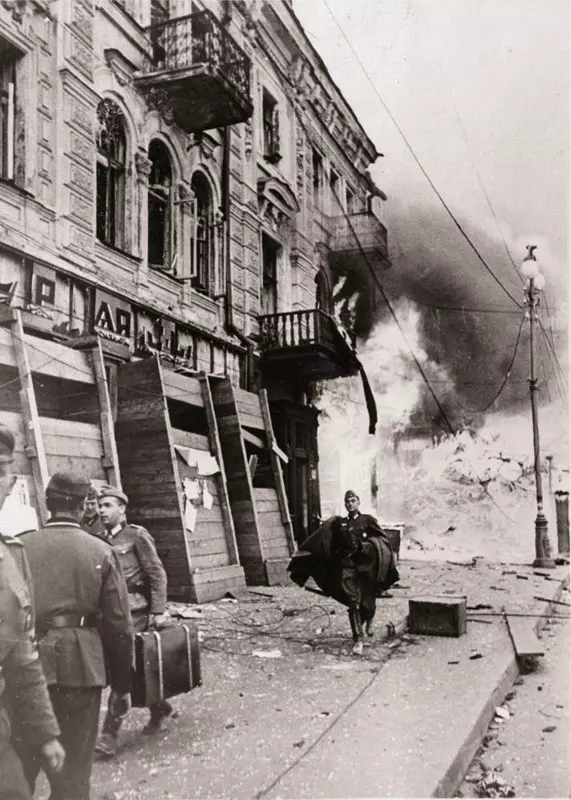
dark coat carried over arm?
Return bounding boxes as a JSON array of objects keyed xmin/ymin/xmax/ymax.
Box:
[{"xmin": 288, "ymin": 515, "xmax": 399, "ymax": 607}]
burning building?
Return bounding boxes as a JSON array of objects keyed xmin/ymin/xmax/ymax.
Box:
[{"xmin": 0, "ymin": 0, "xmax": 388, "ymax": 598}]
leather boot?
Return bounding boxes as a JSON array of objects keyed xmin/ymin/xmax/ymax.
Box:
[{"xmin": 348, "ymin": 609, "xmax": 364, "ymax": 655}]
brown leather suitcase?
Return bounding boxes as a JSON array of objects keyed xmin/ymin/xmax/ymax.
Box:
[{"xmin": 131, "ymin": 622, "xmax": 202, "ymax": 708}]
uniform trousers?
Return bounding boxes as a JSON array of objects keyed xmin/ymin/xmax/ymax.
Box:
[
  {"xmin": 19, "ymin": 686, "xmax": 102, "ymax": 800},
  {"xmin": 0, "ymin": 708, "xmax": 32, "ymax": 800}
]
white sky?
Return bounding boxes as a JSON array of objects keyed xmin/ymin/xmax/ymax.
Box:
[{"xmin": 293, "ymin": 0, "xmax": 570, "ymax": 317}]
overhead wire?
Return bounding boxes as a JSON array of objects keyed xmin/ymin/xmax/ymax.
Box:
[{"xmin": 320, "ymin": 0, "xmax": 523, "ymax": 311}]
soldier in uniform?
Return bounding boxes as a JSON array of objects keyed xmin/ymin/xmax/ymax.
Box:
[
  {"xmin": 17, "ymin": 473, "xmax": 133, "ymax": 800},
  {"xmin": 331, "ymin": 490, "xmax": 393, "ymax": 656},
  {"xmin": 1, "ymin": 538, "xmax": 65, "ymax": 800},
  {"xmin": 80, "ymin": 484, "xmax": 105, "ymax": 537},
  {"xmin": 95, "ymin": 485, "xmax": 171, "ymax": 759}
]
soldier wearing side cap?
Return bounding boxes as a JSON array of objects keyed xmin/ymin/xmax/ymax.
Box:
[
  {"xmin": 80, "ymin": 485, "xmax": 105, "ymax": 538},
  {"xmin": 331, "ymin": 489, "xmax": 392, "ymax": 655},
  {"xmin": 16, "ymin": 473, "xmax": 133, "ymax": 800},
  {"xmin": 95, "ymin": 484, "xmax": 171, "ymax": 759}
]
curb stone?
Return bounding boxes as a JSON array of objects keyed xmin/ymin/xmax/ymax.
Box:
[{"xmin": 433, "ymin": 571, "xmax": 570, "ymax": 798}]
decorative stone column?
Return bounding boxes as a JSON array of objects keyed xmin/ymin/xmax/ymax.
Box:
[{"xmin": 134, "ymin": 150, "xmax": 152, "ymax": 289}]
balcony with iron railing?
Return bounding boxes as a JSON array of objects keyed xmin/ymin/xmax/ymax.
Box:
[
  {"xmin": 135, "ymin": 9, "xmax": 253, "ymax": 133},
  {"xmin": 257, "ymin": 309, "xmax": 360, "ymax": 383},
  {"xmin": 328, "ymin": 199, "xmax": 390, "ymax": 280}
]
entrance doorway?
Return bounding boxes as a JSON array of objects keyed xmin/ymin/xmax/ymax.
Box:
[{"xmin": 270, "ymin": 402, "xmax": 320, "ymax": 545}]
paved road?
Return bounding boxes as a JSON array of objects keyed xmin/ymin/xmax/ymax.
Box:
[{"xmin": 460, "ymin": 595, "xmax": 570, "ymax": 798}]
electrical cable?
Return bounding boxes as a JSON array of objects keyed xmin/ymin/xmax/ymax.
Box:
[
  {"xmin": 451, "ymin": 316, "xmax": 525, "ymax": 415},
  {"xmin": 320, "ymin": 0, "xmax": 523, "ymax": 311}
]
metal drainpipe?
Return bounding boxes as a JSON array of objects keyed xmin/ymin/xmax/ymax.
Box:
[{"xmin": 221, "ymin": 7, "xmax": 255, "ymax": 391}]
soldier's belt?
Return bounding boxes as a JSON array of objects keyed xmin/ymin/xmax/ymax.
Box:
[{"xmin": 38, "ymin": 613, "xmax": 99, "ymax": 634}]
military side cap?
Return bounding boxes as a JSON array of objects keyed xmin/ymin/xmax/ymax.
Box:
[
  {"xmin": 46, "ymin": 472, "xmax": 90, "ymax": 500},
  {"xmin": 0, "ymin": 424, "xmax": 15, "ymax": 463},
  {"xmin": 344, "ymin": 489, "xmax": 359, "ymax": 501},
  {"xmin": 86, "ymin": 484, "xmax": 101, "ymax": 500},
  {"xmin": 99, "ymin": 484, "xmax": 129, "ymax": 505}
]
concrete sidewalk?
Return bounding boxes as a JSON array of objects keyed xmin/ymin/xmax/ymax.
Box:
[{"xmin": 87, "ymin": 558, "xmax": 570, "ymax": 800}]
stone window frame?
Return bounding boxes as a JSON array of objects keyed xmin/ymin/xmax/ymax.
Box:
[
  {"xmin": 96, "ymin": 98, "xmax": 128, "ymax": 251},
  {"xmin": 0, "ymin": 32, "xmax": 26, "ymax": 188}
]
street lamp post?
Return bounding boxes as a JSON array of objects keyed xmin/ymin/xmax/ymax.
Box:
[{"xmin": 520, "ymin": 245, "xmax": 555, "ymax": 568}]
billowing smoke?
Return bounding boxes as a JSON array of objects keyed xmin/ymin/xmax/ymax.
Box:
[
  {"xmin": 316, "ymin": 201, "xmax": 568, "ymax": 531},
  {"xmin": 334, "ymin": 200, "xmax": 568, "ymax": 436}
]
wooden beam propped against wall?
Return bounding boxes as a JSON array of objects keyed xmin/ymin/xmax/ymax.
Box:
[
  {"xmin": 259, "ymin": 388, "xmax": 296, "ymax": 556},
  {"xmin": 89, "ymin": 339, "xmax": 122, "ymax": 489},
  {"xmin": 10, "ymin": 309, "xmax": 49, "ymax": 525}
]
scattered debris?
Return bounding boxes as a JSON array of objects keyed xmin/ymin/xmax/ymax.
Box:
[
  {"xmin": 476, "ymin": 772, "xmax": 516, "ymax": 797},
  {"xmin": 252, "ymin": 648, "xmax": 283, "ymax": 659}
]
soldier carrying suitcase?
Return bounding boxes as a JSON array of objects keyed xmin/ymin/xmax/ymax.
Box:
[{"xmin": 95, "ymin": 484, "xmax": 172, "ymax": 759}]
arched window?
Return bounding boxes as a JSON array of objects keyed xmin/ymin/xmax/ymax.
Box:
[
  {"xmin": 148, "ymin": 140, "xmax": 173, "ymax": 270},
  {"xmin": 190, "ymin": 172, "xmax": 215, "ymax": 294},
  {"xmin": 96, "ymin": 99, "xmax": 127, "ymax": 249}
]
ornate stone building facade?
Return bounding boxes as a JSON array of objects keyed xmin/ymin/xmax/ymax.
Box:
[{"xmin": 1, "ymin": 0, "xmax": 390, "ymax": 589}]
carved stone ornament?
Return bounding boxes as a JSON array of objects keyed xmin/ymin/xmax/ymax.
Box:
[
  {"xmin": 258, "ymin": 176, "xmax": 299, "ymax": 235},
  {"xmin": 244, "ymin": 120, "xmax": 253, "ymax": 160},
  {"xmin": 104, "ymin": 49, "xmax": 136, "ymax": 87},
  {"xmin": 143, "ymin": 87, "xmax": 175, "ymax": 126},
  {"xmin": 189, "ymin": 131, "xmax": 219, "ymax": 161},
  {"xmin": 295, "ymin": 123, "xmax": 305, "ymax": 200},
  {"xmin": 1, "ymin": 0, "xmax": 40, "ymax": 22},
  {"xmin": 135, "ymin": 151, "xmax": 152, "ymax": 180}
]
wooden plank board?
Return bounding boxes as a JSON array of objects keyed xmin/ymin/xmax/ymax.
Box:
[
  {"xmin": 190, "ymin": 552, "xmax": 231, "ymax": 569},
  {"xmin": 201, "ymin": 376, "xmax": 240, "ymax": 566},
  {"xmin": 161, "ymin": 369, "xmax": 204, "ymax": 407},
  {"xmin": 505, "ymin": 614, "xmax": 545, "ymax": 658},
  {"xmin": 259, "ymin": 390, "xmax": 296, "ymax": 556},
  {"xmin": 89, "ymin": 340, "xmax": 122, "ymax": 488},
  {"xmin": 0, "ymin": 327, "xmax": 94, "ymax": 385},
  {"xmin": 237, "ymin": 411, "xmax": 266, "ymax": 431},
  {"xmin": 9, "ymin": 312, "xmax": 49, "ymax": 524},
  {"xmin": 171, "ymin": 428, "xmax": 210, "ymax": 451},
  {"xmin": 191, "ymin": 564, "xmax": 246, "ymax": 585}
]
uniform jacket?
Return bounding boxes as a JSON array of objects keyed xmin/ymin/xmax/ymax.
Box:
[
  {"xmin": 103, "ymin": 523, "xmax": 168, "ymax": 615},
  {"xmin": 330, "ymin": 512, "xmax": 386, "ymax": 564},
  {"xmin": 288, "ymin": 514, "xmax": 399, "ymax": 607},
  {"xmin": 0, "ymin": 538, "xmax": 60, "ymax": 751},
  {"xmin": 81, "ymin": 513, "xmax": 106, "ymax": 538},
  {"xmin": 20, "ymin": 519, "xmax": 133, "ymax": 694}
]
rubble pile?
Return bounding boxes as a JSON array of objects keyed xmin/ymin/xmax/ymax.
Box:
[{"xmin": 399, "ymin": 429, "xmax": 569, "ymax": 561}]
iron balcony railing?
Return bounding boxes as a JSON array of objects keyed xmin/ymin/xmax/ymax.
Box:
[
  {"xmin": 258, "ymin": 309, "xmax": 356, "ymax": 354},
  {"xmin": 141, "ymin": 9, "xmax": 251, "ymax": 102}
]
